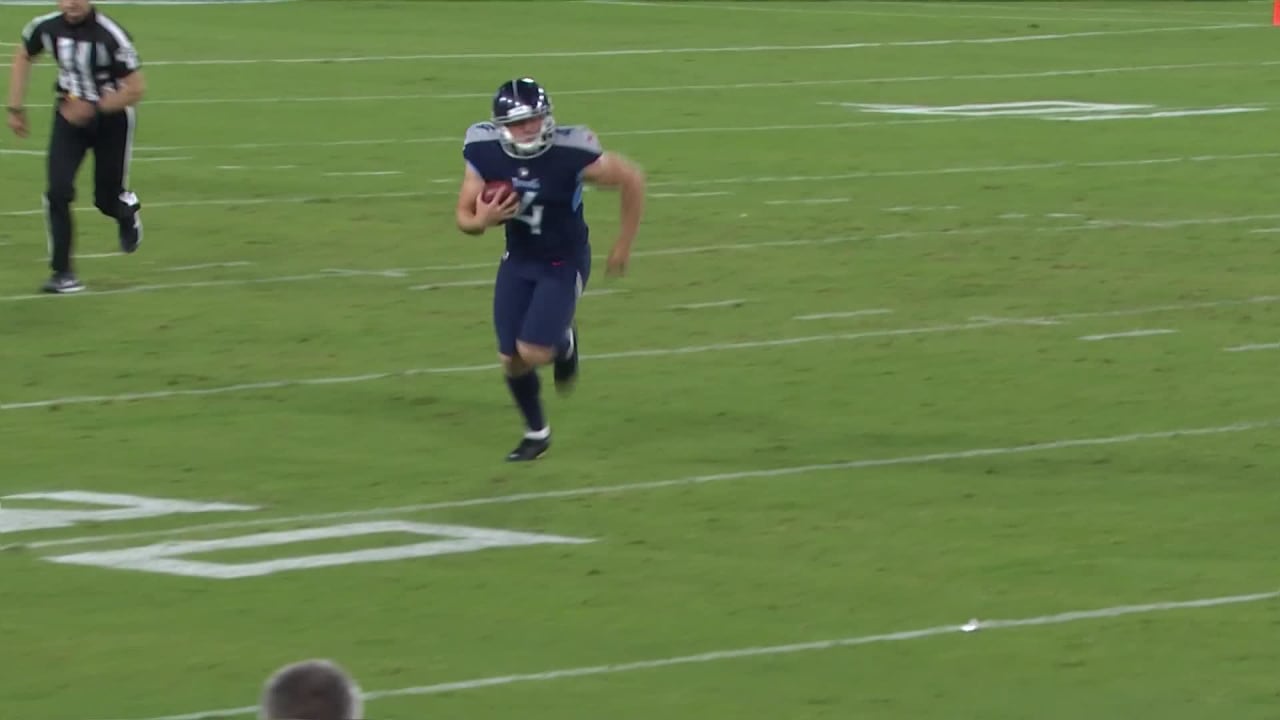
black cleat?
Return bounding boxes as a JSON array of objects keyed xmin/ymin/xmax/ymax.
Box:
[
  {"xmin": 553, "ymin": 324, "xmax": 579, "ymax": 395},
  {"xmin": 506, "ymin": 435, "xmax": 550, "ymax": 462},
  {"xmin": 42, "ymin": 272, "xmax": 84, "ymax": 294},
  {"xmin": 118, "ymin": 192, "xmax": 142, "ymax": 254}
]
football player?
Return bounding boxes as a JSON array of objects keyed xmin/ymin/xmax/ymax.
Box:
[{"xmin": 455, "ymin": 77, "xmax": 645, "ymax": 462}]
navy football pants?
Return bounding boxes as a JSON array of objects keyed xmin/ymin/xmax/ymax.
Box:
[{"xmin": 493, "ymin": 248, "xmax": 590, "ymax": 357}]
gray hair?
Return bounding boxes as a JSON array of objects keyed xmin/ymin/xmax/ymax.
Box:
[{"xmin": 259, "ymin": 659, "xmax": 364, "ymax": 720}]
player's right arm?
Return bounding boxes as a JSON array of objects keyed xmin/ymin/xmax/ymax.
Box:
[{"xmin": 455, "ymin": 162, "xmax": 518, "ymax": 236}]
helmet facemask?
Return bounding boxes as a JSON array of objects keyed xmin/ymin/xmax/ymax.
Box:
[{"xmin": 495, "ymin": 108, "xmax": 556, "ymax": 159}]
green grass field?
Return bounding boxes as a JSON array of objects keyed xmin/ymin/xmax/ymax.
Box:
[{"xmin": 2, "ymin": 1, "xmax": 1279, "ymax": 718}]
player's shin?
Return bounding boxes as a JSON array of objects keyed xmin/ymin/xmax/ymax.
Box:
[{"xmin": 505, "ymin": 369, "xmax": 548, "ymax": 438}]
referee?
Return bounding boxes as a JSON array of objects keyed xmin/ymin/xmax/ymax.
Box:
[{"xmin": 5, "ymin": 0, "xmax": 147, "ymax": 294}]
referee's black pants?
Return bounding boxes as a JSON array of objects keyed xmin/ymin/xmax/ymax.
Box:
[{"xmin": 44, "ymin": 103, "xmax": 139, "ymax": 275}]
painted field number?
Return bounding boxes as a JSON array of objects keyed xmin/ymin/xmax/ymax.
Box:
[
  {"xmin": 0, "ymin": 491, "xmax": 257, "ymax": 534},
  {"xmin": 46, "ymin": 520, "xmax": 595, "ymax": 579}
]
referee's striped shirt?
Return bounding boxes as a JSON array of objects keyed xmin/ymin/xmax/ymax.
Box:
[{"xmin": 20, "ymin": 7, "xmax": 141, "ymax": 103}]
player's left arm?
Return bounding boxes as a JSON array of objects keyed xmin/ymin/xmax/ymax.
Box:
[{"xmin": 581, "ymin": 150, "xmax": 646, "ymax": 274}]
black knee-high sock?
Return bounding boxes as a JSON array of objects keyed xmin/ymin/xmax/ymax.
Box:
[{"xmin": 506, "ymin": 370, "xmax": 547, "ymax": 434}]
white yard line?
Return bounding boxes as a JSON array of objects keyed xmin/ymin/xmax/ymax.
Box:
[
  {"xmin": 0, "ymin": 323, "xmax": 996, "ymax": 411},
  {"xmin": 6, "ymin": 153, "xmax": 1280, "ymax": 219},
  {"xmin": 794, "ymin": 309, "xmax": 893, "ymax": 321},
  {"xmin": 883, "ymin": 204, "xmax": 961, "ymax": 212},
  {"xmin": 392, "ymin": 260, "xmax": 495, "ymax": 272},
  {"xmin": 16, "ymin": 414, "xmax": 1280, "ymax": 552},
  {"xmin": 32, "ymin": 252, "xmax": 124, "ymax": 260},
  {"xmin": 405, "ymin": 279, "xmax": 492, "ymax": 291},
  {"xmin": 1224, "ymin": 342, "xmax": 1280, "ymax": 352},
  {"xmin": 162, "ymin": 262, "xmax": 255, "ymax": 272},
  {"xmin": 1151, "ymin": 212, "xmax": 1280, "ymax": 227},
  {"xmin": 969, "ymin": 315, "xmax": 1064, "ymax": 327},
  {"xmin": 2, "ymin": 294, "xmax": 1277, "ymax": 412},
  {"xmin": 93, "ymin": 586, "xmax": 1280, "ymax": 720},
  {"xmin": 649, "ymin": 191, "xmax": 733, "ymax": 198},
  {"xmin": 0, "ymin": 191, "xmax": 428, "ymax": 217},
  {"xmin": 16, "ymin": 60, "xmax": 1271, "ymax": 108},
  {"xmin": 123, "ymin": 117, "xmax": 977, "ymax": 153},
  {"xmin": 0, "ymin": 228, "xmax": 983, "ymax": 299},
  {"xmin": 3, "ymin": 209, "xmax": 1280, "ymax": 301},
  {"xmin": 318, "ymin": 268, "xmax": 408, "ymax": 278},
  {"xmin": 767, "ymin": 198, "xmax": 851, "ymax": 206},
  {"xmin": 1046, "ymin": 296, "xmax": 1278, "ymax": 321},
  {"xmin": 321, "ymin": 170, "xmax": 403, "ymax": 177},
  {"xmin": 668, "ymin": 299, "xmax": 749, "ymax": 310},
  {"xmin": 664, "ymin": 152, "xmax": 1280, "ymax": 189},
  {"xmin": 929, "ymin": 0, "xmax": 1261, "ymax": 20},
  {"xmin": 1079, "ymin": 329, "xmax": 1179, "ymax": 341},
  {"xmin": 587, "ymin": 0, "xmax": 1250, "ymax": 25},
  {"xmin": 1048, "ymin": 107, "xmax": 1263, "ymax": 121},
  {"xmin": 0, "ymin": 272, "xmax": 387, "ymax": 301},
  {"xmin": 8, "ymin": 24, "xmax": 1240, "ymax": 69},
  {"xmin": 63, "ymin": 121, "xmax": 1278, "ymax": 152}
]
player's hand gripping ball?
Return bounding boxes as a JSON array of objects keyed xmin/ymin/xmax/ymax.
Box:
[
  {"xmin": 476, "ymin": 180, "xmax": 519, "ymax": 227},
  {"xmin": 480, "ymin": 180, "xmax": 514, "ymax": 204}
]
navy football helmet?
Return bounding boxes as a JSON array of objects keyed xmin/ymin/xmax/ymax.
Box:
[{"xmin": 491, "ymin": 77, "xmax": 556, "ymax": 158}]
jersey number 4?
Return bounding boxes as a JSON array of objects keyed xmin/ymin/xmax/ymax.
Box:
[{"xmin": 514, "ymin": 192, "xmax": 544, "ymax": 235}]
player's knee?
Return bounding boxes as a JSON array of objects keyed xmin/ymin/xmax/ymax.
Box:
[
  {"xmin": 500, "ymin": 353, "xmax": 531, "ymax": 377},
  {"xmin": 516, "ymin": 341, "xmax": 555, "ymax": 367}
]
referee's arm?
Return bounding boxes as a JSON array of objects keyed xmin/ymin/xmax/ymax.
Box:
[
  {"xmin": 98, "ymin": 69, "xmax": 145, "ymax": 114},
  {"xmin": 98, "ymin": 36, "xmax": 145, "ymax": 114},
  {"xmin": 5, "ymin": 45, "xmax": 34, "ymax": 137}
]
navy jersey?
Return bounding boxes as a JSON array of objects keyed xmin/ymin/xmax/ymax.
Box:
[{"xmin": 463, "ymin": 123, "xmax": 603, "ymax": 263}]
